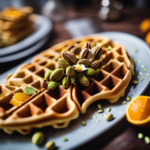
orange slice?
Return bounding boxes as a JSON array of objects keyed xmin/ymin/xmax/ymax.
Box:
[
  {"xmin": 126, "ymin": 96, "xmax": 150, "ymax": 127},
  {"xmin": 145, "ymin": 31, "xmax": 150, "ymax": 45},
  {"xmin": 10, "ymin": 93, "xmax": 30, "ymax": 106},
  {"xmin": 139, "ymin": 19, "xmax": 150, "ymax": 33}
]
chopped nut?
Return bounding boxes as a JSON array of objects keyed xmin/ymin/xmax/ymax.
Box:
[{"xmin": 131, "ymin": 80, "xmax": 138, "ymax": 85}]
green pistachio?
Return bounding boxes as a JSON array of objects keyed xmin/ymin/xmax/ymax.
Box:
[
  {"xmin": 84, "ymin": 68, "xmax": 95, "ymax": 76},
  {"xmin": 131, "ymin": 80, "xmax": 138, "ymax": 85},
  {"xmin": 62, "ymin": 137, "xmax": 68, "ymax": 142},
  {"xmin": 45, "ymin": 141, "xmax": 55, "ymax": 150},
  {"xmin": 81, "ymin": 121, "xmax": 86, "ymax": 126},
  {"xmin": 78, "ymin": 73, "xmax": 89, "ymax": 86},
  {"xmin": 58, "ymin": 58, "xmax": 70, "ymax": 70},
  {"xmin": 107, "ymin": 108, "xmax": 111, "ymax": 112},
  {"xmin": 62, "ymin": 76, "xmax": 70, "ymax": 89},
  {"xmin": 50, "ymin": 68, "xmax": 64, "ymax": 81},
  {"xmin": 47, "ymin": 81, "xmax": 58, "ymax": 90},
  {"xmin": 32, "ymin": 131, "xmax": 44, "ymax": 145},
  {"xmin": 77, "ymin": 59, "xmax": 91, "ymax": 67},
  {"xmin": 105, "ymin": 114, "xmax": 113, "ymax": 121},
  {"xmin": 145, "ymin": 136, "xmax": 150, "ymax": 144},
  {"xmin": 70, "ymin": 76, "xmax": 76, "ymax": 85},
  {"xmin": 66, "ymin": 66, "xmax": 75, "ymax": 77},
  {"xmin": 44, "ymin": 70, "xmax": 52, "ymax": 80},
  {"xmin": 138, "ymin": 133, "xmax": 143, "ymax": 139}
]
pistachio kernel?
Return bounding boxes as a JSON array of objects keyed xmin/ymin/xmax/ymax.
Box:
[
  {"xmin": 97, "ymin": 104, "xmax": 101, "ymax": 109},
  {"xmin": 70, "ymin": 77, "xmax": 76, "ymax": 85},
  {"xmin": 138, "ymin": 133, "xmax": 144, "ymax": 139},
  {"xmin": 122, "ymin": 101, "xmax": 126, "ymax": 104},
  {"xmin": 107, "ymin": 108, "xmax": 111, "ymax": 112},
  {"xmin": 131, "ymin": 80, "xmax": 138, "ymax": 85},
  {"xmin": 83, "ymin": 68, "xmax": 95, "ymax": 76},
  {"xmin": 66, "ymin": 66, "xmax": 75, "ymax": 77},
  {"xmin": 62, "ymin": 76, "xmax": 70, "ymax": 89},
  {"xmin": 47, "ymin": 81, "xmax": 58, "ymax": 90},
  {"xmin": 82, "ymin": 121, "xmax": 86, "ymax": 126},
  {"xmin": 105, "ymin": 114, "xmax": 113, "ymax": 121},
  {"xmin": 126, "ymin": 96, "xmax": 131, "ymax": 101},
  {"xmin": 44, "ymin": 70, "xmax": 52, "ymax": 80},
  {"xmin": 108, "ymin": 46, "xmax": 112, "ymax": 51},
  {"xmin": 145, "ymin": 136, "xmax": 150, "ymax": 144},
  {"xmin": 58, "ymin": 58, "xmax": 70, "ymax": 70},
  {"xmin": 98, "ymin": 109, "xmax": 104, "ymax": 113},
  {"xmin": 62, "ymin": 137, "xmax": 68, "ymax": 142},
  {"xmin": 45, "ymin": 141, "xmax": 55, "ymax": 150},
  {"xmin": 78, "ymin": 73, "xmax": 89, "ymax": 87},
  {"xmin": 50, "ymin": 68, "xmax": 64, "ymax": 81},
  {"xmin": 32, "ymin": 131, "xmax": 44, "ymax": 145}
]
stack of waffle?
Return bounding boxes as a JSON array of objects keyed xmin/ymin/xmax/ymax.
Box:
[
  {"xmin": 0, "ymin": 6, "xmax": 35, "ymax": 48},
  {"xmin": 0, "ymin": 35, "xmax": 134, "ymax": 134}
]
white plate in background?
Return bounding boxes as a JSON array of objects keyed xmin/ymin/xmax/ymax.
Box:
[{"xmin": 0, "ymin": 14, "xmax": 52, "ymax": 57}]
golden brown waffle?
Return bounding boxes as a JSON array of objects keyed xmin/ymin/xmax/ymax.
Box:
[
  {"xmin": 0, "ymin": 86, "xmax": 79, "ymax": 134},
  {"xmin": 32, "ymin": 35, "xmax": 134, "ymax": 114},
  {"xmin": 6, "ymin": 62, "xmax": 58, "ymax": 89},
  {"xmin": 0, "ymin": 15, "xmax": 34, "ymax": 30},
  {"xmin": 0, "ymin": 7, "xmax": 35, "ymax": 47},
  {"xmin": 2, "ymin": 61, "xmax": 79, "ymax": 134},
  {"xmin": 0, "ymin": 34, "xmax": 134, "ymax": 134},
  {"xmin": 0, "ymin": 6, "xmax": 33, "ymax": 21},
  {"xmin": 72, "ymin": 59, "xmax": 131, "ymax": 113},
  {"xmin": 1, "ymin": 25, "xmax": 35, "ymax": 48},
  {"xmin": 0, "ymin": 84, "xmax": 42, "ymax": 119}
]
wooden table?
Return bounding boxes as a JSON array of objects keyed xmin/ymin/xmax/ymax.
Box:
[{"xmin": 0, "ymin": 6, "xmax": 150, "ymax": 150}]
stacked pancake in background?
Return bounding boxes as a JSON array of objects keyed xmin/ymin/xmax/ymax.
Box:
[{"xmin": 0, "ymin": 6, "xmax": 35, "ymax": 48}]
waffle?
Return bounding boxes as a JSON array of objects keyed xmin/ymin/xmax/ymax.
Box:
[
  {"xmin": 0, "ymin": 84, "xmax": 42, "ymax": 119},
  {"xmin": 1, "ymin": 59, "xmax": 78, "ymax": 134},
  {"xmin": 0, "ymin": 7, "xmax": 35, "ymax": 47},
  {"xmin": 32, "ymin": 35, "xmax": 134, "ymax": 114},
  {"xmin": 0, "ymin": 6, "xmax": 33, "ymax": 21},
  {"xmin": 0, "ymin": 34, "xmax": 134, "ymax": 134},
  {"xmin": 0, "ymin": 86, "xmax": 79, "ymax": 134},
  {"xmin": 6, "ymin": 62, "xmax": 58, "ymax": 89}
]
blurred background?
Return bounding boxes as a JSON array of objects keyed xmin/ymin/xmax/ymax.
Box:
[{"xmin": 0, "ymin": 0, "xmax": 149, "ymax": 72}]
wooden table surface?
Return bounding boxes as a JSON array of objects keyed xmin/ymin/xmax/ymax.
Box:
[{"xmin": 0, "ymin": 6, "xmax": 150, "ymax": 150}]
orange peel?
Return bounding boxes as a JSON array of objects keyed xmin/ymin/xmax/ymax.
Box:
[{"xmin": 126, "ymin": 96, "xmax": 150, "ymax": 127}]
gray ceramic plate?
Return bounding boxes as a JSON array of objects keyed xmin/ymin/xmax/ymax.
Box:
[
  {"xmin": 0, "ymin": 36, "xmax": 49, "ymax": 63},
  {"xmin": 0, "ymin": 32, "xmax": 150, "ymax": 150},
  {"xmin": 0, "ymin": 14, "xmax": 52, "ymax": 56}
]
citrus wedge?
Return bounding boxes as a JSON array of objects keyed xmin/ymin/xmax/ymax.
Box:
[{"xmin": 126, "ymin": 96, "xmax": 150, "ymax": 127}]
